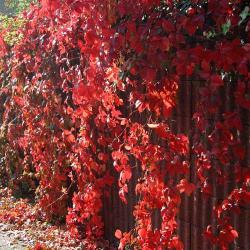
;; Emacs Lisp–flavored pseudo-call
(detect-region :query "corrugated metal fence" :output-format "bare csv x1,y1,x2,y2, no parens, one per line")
102,82,250,249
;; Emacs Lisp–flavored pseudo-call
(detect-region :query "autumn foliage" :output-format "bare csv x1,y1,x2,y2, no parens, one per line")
0,0,249,249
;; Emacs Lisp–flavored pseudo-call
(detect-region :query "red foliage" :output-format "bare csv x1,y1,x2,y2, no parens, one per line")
0,0,249,250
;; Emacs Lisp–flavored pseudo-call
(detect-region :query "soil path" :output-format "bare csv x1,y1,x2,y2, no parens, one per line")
0,224,30,250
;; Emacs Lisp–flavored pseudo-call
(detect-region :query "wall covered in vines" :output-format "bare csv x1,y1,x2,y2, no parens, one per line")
0,0,249,249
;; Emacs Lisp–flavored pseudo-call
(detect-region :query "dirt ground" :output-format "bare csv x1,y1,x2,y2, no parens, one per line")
0,224,28,249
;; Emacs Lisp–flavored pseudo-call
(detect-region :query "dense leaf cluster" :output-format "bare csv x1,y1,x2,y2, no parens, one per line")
0,0,249,249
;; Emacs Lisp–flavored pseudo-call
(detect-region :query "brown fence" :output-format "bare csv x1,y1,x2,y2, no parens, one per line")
102,82,250,249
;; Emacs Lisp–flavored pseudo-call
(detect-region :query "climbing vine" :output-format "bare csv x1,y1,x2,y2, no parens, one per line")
0,0,249,249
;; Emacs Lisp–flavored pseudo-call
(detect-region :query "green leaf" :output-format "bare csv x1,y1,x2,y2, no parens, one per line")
221,19,231,35
239,6,250,25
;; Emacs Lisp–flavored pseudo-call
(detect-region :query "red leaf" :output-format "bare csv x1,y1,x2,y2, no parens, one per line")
230,230,238,239
124,167,132,180
33,242,48,250
13,96,24,106
162,37,170,51
119,188,127,204
41,0,60,12
153,124,170,139
0,36,8,57
185,20,197,35
162,100,173,117
201,60,210,72
162,20,175,32
141,68,156,82
85,30,97,45
211,75,223,87
138,228,147,238
115,229,123,239
177,179,196,196
219,228,238,244
170,236,184,250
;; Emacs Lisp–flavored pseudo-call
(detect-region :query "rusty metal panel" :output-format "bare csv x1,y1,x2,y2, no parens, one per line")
102,82,250,249
177,219,191,250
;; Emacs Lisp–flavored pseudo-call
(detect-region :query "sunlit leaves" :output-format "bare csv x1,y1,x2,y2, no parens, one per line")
0,0,249,249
